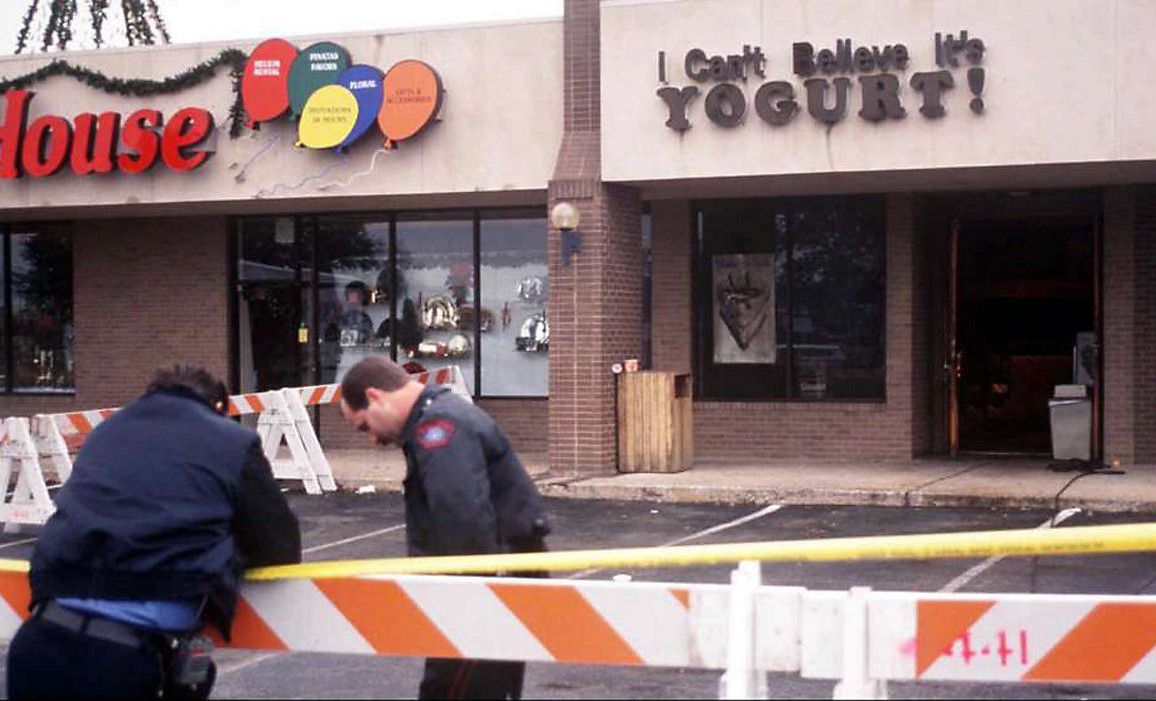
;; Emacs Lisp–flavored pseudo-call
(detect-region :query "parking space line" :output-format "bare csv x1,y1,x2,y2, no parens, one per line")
218,652,278,676
0,537,36,552
569,503,784,580
939,507,1082,593
302,524,406,555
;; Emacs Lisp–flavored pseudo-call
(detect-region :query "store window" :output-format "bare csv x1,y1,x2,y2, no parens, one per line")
0,225,74,393
480,213,548,396
233,210,549,398
695,196,885,401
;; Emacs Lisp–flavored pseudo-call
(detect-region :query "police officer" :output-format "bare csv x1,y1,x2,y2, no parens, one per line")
7,364,301,700
339,356,549,700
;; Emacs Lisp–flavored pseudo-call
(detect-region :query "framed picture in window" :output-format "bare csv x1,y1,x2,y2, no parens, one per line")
712,253,776,364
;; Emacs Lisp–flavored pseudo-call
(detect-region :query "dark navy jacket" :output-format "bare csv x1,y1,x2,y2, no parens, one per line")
29,388,301,637
400,386,549,558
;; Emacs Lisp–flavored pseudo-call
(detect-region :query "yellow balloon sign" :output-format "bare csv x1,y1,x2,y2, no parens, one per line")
296,84,359,149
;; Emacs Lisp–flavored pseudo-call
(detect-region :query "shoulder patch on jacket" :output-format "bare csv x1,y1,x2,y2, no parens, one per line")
416,418,456,449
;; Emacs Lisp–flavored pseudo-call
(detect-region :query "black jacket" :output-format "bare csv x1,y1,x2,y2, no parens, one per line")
401,386,549,558
29,388,301,638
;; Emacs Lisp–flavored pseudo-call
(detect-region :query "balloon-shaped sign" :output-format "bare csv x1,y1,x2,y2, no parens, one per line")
241,38,298,126
287,41,351,120
335,64,384,152
377,60,443,148
297,84,359,149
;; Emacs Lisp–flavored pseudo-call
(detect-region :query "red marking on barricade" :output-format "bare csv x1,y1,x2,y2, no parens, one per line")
488,583,644,665
916,600,995,676
71,414,94,433
245,395,264,413
314,578,460,657
225,595,289,651
671,588,690,609
0,572,31,620
308,387,327,406
1024,603,1156,682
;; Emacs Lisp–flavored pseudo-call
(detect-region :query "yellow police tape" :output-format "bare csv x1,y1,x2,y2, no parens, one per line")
2,522,1155,581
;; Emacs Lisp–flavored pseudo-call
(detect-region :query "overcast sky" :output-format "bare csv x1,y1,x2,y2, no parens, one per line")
0,1,563,56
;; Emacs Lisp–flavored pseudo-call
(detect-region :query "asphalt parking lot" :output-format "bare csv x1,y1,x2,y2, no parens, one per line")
1,494,1155,699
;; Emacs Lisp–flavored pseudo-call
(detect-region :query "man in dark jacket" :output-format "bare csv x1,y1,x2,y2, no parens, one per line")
340,356,549,700
7,364,301,700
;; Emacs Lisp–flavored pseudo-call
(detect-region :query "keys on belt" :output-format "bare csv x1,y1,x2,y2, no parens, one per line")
34,600,161,650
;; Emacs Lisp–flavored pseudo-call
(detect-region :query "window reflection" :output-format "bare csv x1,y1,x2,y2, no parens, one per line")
10,227,73,393
481,214,548,396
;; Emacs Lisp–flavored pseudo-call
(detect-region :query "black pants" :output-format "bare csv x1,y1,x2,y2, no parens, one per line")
419,658,526,700
7,614,215,700
7,615,165,699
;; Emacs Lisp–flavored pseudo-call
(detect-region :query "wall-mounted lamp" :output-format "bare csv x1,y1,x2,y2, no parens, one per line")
550,201,582,266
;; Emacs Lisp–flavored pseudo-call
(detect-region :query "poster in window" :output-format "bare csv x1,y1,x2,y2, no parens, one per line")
712,254,776,364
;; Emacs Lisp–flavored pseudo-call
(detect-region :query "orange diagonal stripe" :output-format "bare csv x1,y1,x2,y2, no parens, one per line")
331,386,342,403
71,414,93,433
1025,603,1156,682
224,596,288,651
246,395,264,413
917,600,995,676
0,572,31,620
670,588,690,610
315,578,459,657
488,583,644,665
308,388,326,405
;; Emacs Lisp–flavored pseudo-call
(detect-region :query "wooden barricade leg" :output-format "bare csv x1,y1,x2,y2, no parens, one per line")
282,389,336,492
257,392,322,495
0,418,55,533
32,415,74,484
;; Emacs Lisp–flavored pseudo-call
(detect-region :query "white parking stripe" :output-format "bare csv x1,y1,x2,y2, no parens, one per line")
569,503,784,580
302,524,406,555
939,507,1082,593
0,537,37,551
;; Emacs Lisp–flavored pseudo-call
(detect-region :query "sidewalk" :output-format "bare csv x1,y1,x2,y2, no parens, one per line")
326,450,1156,513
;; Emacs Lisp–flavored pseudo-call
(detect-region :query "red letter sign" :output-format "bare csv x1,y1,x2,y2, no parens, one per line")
0,90,31,179
22,115,72,177
71,112,121,175
118,109,162,174
162,107,214,171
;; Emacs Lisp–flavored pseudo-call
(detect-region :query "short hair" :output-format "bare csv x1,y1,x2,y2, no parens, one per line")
147,364,229,413
340,356,412,410
344,280,370,304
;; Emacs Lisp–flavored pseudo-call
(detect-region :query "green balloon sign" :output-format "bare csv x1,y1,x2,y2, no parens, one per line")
287,41,351,120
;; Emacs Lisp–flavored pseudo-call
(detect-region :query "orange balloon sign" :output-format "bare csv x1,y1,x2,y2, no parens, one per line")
376,60,442,148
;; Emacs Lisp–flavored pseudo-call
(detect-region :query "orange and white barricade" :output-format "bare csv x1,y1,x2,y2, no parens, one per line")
28,365,471,497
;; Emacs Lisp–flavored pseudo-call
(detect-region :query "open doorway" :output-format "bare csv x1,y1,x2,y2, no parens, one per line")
926,191,1100,457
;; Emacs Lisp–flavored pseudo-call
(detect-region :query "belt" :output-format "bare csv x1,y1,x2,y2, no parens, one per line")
34,601,166,651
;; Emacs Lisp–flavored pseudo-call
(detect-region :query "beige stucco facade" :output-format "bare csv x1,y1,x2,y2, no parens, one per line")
0,19,563,217
602,0,1156,193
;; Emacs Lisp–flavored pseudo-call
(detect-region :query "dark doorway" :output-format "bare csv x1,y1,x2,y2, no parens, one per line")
924,190,1101,458
954,217,1095,454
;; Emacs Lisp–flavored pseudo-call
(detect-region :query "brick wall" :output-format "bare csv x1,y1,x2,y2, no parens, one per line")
1133,186,1156,463
0,216,229,419
1103,186,1136,465
649,193,923,461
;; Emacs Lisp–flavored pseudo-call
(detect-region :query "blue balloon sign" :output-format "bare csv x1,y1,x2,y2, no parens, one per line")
335,64,384,151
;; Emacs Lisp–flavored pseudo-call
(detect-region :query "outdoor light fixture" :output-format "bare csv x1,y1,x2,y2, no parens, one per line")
550,201,582,266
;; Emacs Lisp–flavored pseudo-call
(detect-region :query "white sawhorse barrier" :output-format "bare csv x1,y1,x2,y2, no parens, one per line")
17,365,472,507
0,418,55,533
0,559,1155,697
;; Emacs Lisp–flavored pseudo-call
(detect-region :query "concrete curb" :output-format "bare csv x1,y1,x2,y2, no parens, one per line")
536,480,1156,514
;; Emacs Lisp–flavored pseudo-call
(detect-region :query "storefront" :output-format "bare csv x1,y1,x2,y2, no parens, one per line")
2,0,1156,473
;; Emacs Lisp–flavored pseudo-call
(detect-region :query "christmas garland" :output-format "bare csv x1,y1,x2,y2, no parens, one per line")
0,48,250,138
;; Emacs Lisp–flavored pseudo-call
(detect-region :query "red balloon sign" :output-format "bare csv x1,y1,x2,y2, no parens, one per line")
241,39,299,127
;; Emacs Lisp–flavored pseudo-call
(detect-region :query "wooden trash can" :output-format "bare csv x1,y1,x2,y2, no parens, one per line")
617,371,693,473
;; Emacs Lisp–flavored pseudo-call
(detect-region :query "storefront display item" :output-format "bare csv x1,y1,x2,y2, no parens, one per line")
712,254,776,364
458,305,493,332
516,276,547,305
515,313,549,353
422,294,459,331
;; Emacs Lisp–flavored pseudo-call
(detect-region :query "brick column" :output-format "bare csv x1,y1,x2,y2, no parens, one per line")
1134,187,1156,463
1103,186,1136,465
548,0,643,474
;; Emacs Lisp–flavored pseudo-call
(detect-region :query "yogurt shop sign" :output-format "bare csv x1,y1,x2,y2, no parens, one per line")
656,30,987,131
